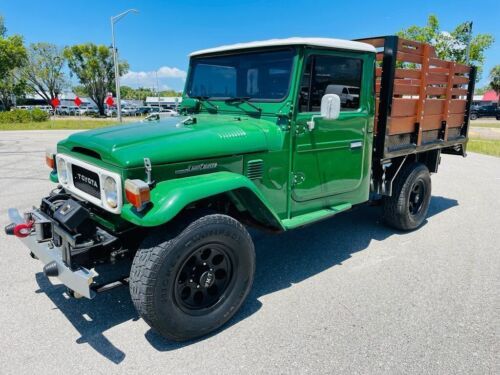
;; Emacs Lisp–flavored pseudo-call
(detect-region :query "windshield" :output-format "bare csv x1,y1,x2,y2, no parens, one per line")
186,49,295,101
349,88,360,95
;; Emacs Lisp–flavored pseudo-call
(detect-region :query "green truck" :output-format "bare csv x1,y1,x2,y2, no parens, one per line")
6,36,475,341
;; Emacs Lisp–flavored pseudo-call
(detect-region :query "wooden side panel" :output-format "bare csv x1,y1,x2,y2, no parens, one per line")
392,98,417,117
449,100,467,114
361,36,472,151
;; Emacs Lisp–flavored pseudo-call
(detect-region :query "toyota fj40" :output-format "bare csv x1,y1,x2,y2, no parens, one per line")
6,36,475,341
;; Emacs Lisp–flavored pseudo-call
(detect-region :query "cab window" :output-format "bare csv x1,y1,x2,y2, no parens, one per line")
299,55,363,112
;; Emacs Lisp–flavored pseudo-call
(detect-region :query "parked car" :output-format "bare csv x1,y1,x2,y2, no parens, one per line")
136,106,154,115
106,107,117,117
78,107,98,116
142,110,179,122
55,106,70,115
325,84,360,108
6,36,476,342
121,107,139,116
469,104,500,120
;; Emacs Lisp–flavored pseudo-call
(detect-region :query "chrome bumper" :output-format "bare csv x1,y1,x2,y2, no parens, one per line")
8,208,97,299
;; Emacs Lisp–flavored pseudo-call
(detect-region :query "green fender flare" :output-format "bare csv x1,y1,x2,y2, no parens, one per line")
120,171,284,230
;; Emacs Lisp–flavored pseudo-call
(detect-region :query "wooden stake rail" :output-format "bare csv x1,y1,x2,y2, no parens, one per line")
361,36,473,150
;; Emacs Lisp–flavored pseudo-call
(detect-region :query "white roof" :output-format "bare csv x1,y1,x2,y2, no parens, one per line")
190,37,376,56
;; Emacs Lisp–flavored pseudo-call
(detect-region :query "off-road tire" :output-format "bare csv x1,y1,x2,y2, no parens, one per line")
383,163,431,231
129,214,255,341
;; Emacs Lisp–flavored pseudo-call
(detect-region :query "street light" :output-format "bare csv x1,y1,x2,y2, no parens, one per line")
111,8,138,122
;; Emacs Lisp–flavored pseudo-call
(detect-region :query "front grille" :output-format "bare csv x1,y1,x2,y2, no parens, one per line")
72,164,101,199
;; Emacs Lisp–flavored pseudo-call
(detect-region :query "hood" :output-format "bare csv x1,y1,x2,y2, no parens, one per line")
58,115,284,168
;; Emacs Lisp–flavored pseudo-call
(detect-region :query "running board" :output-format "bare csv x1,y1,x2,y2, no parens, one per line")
282,203,352,230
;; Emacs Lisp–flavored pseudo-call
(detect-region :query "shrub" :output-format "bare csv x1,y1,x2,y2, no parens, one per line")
0,109,49,123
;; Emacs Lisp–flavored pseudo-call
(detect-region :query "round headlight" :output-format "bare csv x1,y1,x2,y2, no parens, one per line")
56,158,68,184
103,176,118,208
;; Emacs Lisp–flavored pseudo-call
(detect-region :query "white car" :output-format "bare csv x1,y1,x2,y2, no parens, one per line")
325,84,360,108
143,110,179,122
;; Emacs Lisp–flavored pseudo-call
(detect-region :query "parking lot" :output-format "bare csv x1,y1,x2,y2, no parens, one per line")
0,130,498,374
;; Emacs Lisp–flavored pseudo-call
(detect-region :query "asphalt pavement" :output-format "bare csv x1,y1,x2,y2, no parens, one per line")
0,130,498,374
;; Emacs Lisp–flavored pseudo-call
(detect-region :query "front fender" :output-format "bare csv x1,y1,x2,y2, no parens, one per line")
120,171,284,230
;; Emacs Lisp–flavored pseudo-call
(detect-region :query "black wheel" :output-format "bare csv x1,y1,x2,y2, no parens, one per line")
496,115,500,121
129,214,255,341
383,163,431,231
469,113,478,120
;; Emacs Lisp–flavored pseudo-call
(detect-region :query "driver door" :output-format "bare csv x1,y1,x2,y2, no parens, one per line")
292,51,369,202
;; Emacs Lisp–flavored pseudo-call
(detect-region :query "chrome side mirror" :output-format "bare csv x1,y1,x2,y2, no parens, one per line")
307,94,341,130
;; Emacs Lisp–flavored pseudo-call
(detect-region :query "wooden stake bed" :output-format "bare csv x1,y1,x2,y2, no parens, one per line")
357,36,476,160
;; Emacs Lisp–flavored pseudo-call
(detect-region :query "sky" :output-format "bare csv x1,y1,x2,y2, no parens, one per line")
2,0,498,91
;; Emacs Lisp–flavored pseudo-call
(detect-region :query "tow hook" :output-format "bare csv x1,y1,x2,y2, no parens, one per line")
4,221,34,238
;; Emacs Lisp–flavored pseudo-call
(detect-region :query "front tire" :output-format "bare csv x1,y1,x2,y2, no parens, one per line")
469,113,478,120
383,163,432,231
130,214,255,341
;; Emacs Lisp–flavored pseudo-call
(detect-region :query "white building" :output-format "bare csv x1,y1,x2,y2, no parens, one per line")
145,96,182,108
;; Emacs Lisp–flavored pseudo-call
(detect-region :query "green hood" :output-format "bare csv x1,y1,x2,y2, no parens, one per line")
58,115,284,168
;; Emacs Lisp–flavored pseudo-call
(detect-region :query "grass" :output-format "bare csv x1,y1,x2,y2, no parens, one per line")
470,122,500,128
0,119,120,130
467,139,500,157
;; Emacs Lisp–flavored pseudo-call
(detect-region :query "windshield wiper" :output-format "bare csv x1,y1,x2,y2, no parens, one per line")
192,96,218,111
225,97,262,113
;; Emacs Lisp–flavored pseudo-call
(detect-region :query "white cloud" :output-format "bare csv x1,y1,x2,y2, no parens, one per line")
121,66,187,90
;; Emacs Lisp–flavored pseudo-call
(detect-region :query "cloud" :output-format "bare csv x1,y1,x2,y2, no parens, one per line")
121,66,187,89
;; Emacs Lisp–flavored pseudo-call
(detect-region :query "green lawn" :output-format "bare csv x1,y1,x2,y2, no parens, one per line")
470,122,500,128
0,119,120,130
467,139,500,157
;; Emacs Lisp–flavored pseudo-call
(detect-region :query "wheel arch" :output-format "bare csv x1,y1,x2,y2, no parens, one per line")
121,171,284,231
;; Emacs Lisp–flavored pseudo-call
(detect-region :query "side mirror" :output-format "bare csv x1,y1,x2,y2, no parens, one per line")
307,94,341,131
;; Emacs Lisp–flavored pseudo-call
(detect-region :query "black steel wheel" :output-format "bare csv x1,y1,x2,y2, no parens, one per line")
383,162,432,231
408,179,426,216
130,214,255,341
174,243,234,313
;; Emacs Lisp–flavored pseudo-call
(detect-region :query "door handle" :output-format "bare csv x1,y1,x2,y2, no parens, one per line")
350,141,363,149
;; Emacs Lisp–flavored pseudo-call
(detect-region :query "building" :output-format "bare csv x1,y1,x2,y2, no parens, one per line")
473,90,499,107
145,96,182,109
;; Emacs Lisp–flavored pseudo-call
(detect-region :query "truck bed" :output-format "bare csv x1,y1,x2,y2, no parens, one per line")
357,36,476,161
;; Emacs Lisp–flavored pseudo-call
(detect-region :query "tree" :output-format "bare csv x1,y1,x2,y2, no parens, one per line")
120,86,182,101
22,43,67,108
72,85,88,98
0,15,6,37
474,86,488,95
64,43,129,115
489,65,500,104
0,21,27,110
398,15,494,80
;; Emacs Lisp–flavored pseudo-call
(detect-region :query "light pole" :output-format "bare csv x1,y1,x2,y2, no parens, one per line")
111,8,138,122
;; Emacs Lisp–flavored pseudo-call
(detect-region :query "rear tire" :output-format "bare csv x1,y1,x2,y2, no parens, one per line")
383,163,431,231
469,113,478,120
129,214,255,341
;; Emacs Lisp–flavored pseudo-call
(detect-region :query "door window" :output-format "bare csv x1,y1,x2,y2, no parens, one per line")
299,55,363,112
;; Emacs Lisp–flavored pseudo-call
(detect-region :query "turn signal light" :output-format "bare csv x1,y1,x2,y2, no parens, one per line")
125,179,151,209
45,151,55,169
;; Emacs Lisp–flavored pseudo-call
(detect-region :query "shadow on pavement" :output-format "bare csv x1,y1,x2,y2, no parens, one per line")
35,196,458,361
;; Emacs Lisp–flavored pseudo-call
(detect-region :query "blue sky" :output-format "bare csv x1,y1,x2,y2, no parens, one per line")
2,0,498,90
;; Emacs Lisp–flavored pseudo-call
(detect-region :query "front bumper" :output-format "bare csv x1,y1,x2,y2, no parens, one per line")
8,208,97,299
